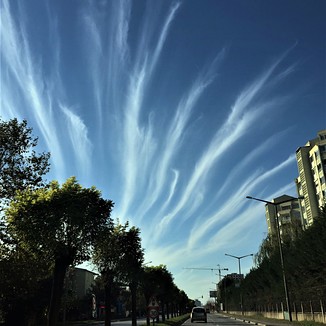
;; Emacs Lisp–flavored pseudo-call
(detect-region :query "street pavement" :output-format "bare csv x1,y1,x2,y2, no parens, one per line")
72,313,294,326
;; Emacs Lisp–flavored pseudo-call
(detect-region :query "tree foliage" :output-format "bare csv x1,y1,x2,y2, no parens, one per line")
0,246,52,325
5,177,114,326
0,118,52,325
0,118,50,204
221,205,326,311
141,265,175,324
92,221,144,326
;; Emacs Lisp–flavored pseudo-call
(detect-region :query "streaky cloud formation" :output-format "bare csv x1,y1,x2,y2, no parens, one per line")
1,0,324,302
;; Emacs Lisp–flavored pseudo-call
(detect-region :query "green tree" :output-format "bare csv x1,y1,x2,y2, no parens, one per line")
0,118,50,205
234,205,326,311
92,223,125,326
0,117,51,325
0,246,52,325
5,177,114,326
120,226,144,326
141,265,174,324
93,222,144,326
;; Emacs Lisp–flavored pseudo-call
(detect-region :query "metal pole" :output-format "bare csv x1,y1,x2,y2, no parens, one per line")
274,204,292,321
246,195,300,322
238,258,241,277
225,253,253,315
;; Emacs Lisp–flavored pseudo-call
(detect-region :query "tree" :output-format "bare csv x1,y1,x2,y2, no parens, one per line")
120,226,144,326
0,117,51,325
5,177,114,326
0,118,50,205
231,204,326,311
92,222,144,326
0,246,52,325
141,265,174,325
92,223,125,326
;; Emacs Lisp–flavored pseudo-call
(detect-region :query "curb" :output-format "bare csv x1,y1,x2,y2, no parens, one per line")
230,316,267,326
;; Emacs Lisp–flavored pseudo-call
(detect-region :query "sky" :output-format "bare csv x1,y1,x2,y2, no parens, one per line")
1,0,325,304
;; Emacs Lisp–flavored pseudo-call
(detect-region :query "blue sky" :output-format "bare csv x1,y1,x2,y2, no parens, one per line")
1,0,325,303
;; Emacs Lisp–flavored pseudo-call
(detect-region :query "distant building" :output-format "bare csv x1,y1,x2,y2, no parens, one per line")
72,267,98,299
226,273,243,280
295,129,326,228
265,194,303,241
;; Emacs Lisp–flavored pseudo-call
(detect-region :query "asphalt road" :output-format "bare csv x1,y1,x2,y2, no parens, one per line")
183,313,255,326
73,313,271,326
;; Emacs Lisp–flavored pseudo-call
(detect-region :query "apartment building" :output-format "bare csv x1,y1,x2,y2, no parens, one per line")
70,267,97,299
265,194,303,241
295,130,326,229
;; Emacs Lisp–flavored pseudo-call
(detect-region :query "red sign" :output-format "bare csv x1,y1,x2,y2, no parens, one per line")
148,308,159,319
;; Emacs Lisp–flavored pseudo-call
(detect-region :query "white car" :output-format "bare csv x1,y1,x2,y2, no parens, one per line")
190,307,207,323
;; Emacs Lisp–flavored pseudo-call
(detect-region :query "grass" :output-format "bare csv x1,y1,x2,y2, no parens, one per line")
151,314,190,326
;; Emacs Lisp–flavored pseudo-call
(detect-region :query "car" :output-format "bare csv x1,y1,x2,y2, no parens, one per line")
190,306,207,323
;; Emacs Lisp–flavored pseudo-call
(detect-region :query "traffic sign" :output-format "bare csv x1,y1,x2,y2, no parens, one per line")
148,296,159,307
148,296,159,320
148,308,159,319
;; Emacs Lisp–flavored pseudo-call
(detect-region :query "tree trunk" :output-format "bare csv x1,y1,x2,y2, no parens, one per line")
145,295,150,326
104,277,113,326
161,299,165,322
130,281,138,326
47,257,69,326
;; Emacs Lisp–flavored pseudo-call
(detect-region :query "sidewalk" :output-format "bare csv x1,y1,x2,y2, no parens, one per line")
220,313,294,326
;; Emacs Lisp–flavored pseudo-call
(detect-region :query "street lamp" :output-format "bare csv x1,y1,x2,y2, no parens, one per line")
225,253,253,314
246,195,303,322
224,253,253,278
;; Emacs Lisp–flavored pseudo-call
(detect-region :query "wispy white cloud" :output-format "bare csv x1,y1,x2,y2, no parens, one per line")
155,52,296,237
144,153,295,270
186,154,296,251
135,50,226,221
60,105,92,177
0,0,65,176
81,1,131,126
118,2,181,219
215,129,291,199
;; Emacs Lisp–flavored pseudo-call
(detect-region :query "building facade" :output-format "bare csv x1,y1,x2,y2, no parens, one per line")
72,267,97,299
265,195,303,241
295,129,326,229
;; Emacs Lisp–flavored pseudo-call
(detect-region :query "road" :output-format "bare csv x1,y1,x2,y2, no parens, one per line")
183,313,255,326
74,313,263,326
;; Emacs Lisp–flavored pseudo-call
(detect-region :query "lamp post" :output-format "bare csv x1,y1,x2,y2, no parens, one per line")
224,253,253,278
225,253,253,314
246,195,303,322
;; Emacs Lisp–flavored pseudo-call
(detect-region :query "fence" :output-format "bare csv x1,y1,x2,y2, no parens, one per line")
227,299,326,324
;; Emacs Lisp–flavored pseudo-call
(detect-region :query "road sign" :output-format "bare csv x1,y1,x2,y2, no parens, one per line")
148,296,159,319
148,296,159,307
148,308,159,319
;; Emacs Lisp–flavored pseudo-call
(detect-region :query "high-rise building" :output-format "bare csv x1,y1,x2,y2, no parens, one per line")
295,130,326,229
265,195,303,241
